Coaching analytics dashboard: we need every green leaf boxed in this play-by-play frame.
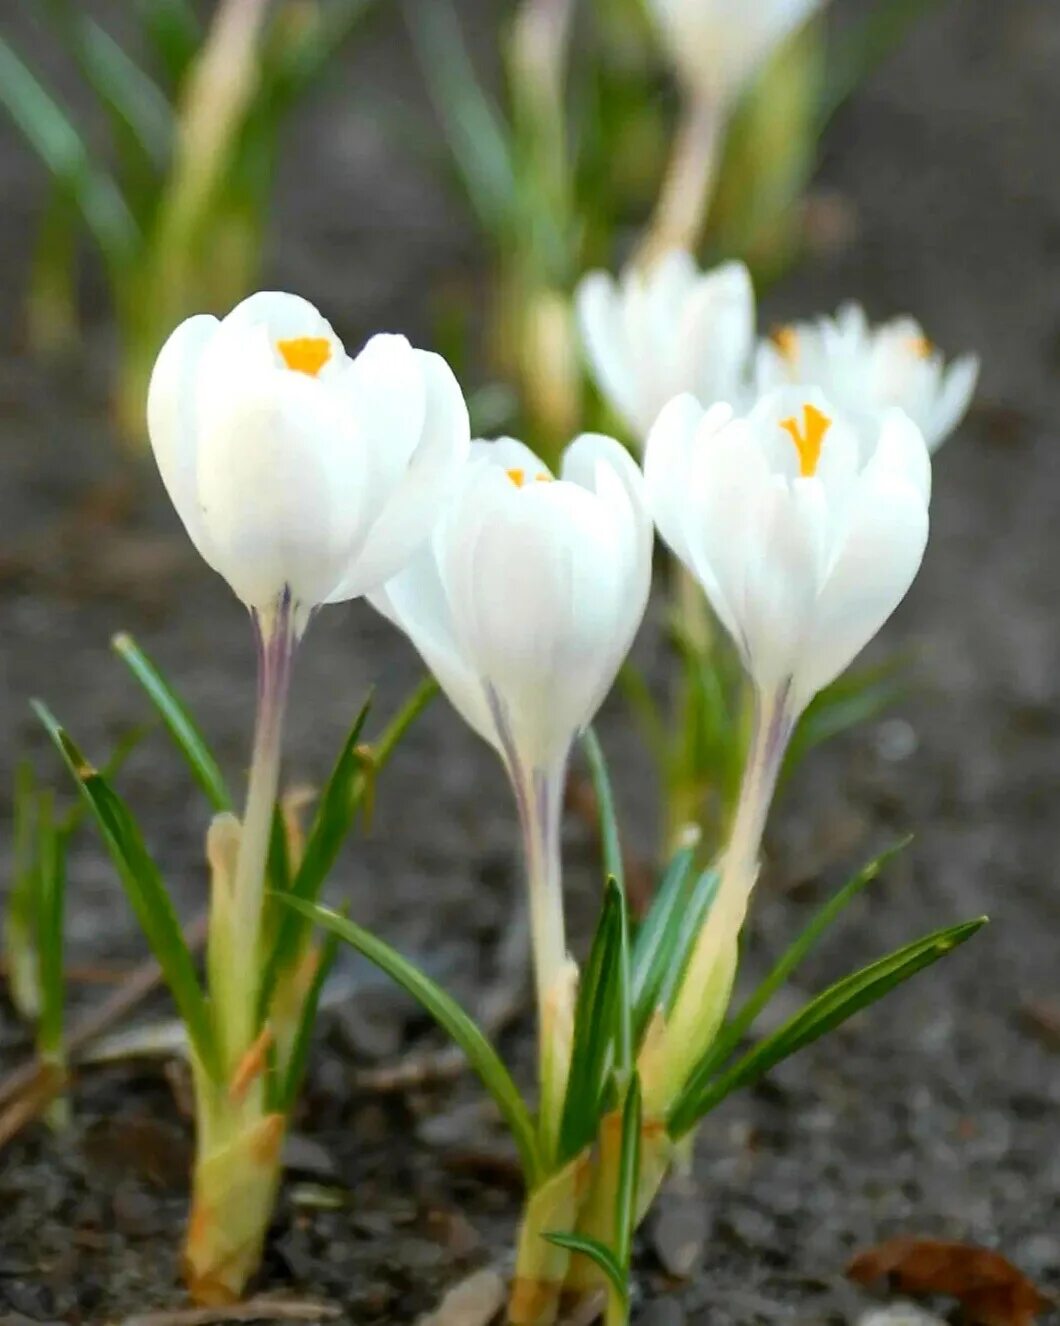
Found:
[4,761,42,1021]
[653,865,721,1020]
[0,36,139,269]
[135,0,201,89]
[403,0,516,235]
[112,633,231,812]
[696,841,910,1082]
[630,844,695,1040]
[613,1073,642,1275]
[581,728,623,892]
[279,895,541,1185]
[668,916,987,1139]
[557,878,626,1164]
[35,790,66,1059]
[263,0,377,106]
[783,658,905,782]
[541,1232,625,1299]
[273,924,341,1115]
[33,701,220,1081]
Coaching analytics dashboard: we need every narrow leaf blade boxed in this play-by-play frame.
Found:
[541,1233,625,1298]
[279,895,540,1185]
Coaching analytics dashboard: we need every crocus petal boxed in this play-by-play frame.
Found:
[926,353,979,451]
[575,272,641,433]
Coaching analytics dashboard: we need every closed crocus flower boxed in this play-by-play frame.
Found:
[646,385,930,716]
[148,291,470,633]
[576,251,754,445]
[372,434,652,1146]
[648,0,824,109]
[645,384,932,1103]
[756,302,979,453]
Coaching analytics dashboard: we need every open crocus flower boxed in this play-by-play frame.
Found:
[646,385,931,717]
[372,433,652,1147]
[648,0,824,109]
[755,302,979,453]
[645,384,931,1098]
[576,251,754,445]
[148,290,470,633]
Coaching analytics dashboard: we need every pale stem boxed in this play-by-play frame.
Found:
[224,594,298,1064]
[639,94,724,267]
[659,686,794,1098]
[510,756,570,1145]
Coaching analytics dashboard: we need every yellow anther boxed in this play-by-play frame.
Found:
[507,468,526,487]
[277,336,331,377]
[771,325,799,364]
[779,402,832,478]
[908,334,934,359]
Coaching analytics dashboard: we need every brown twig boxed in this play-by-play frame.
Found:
[354,907,530,1094]
[117,1297,341,1326]
[0,912,208,1143]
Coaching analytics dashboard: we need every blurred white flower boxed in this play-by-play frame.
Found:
[645,385,931,717]
[147,291,470,628]
[755,302,979,453]
[576,251,754,445]
[648,0,824,109]
[372,434,652,775]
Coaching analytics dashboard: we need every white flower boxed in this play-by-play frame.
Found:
[755,302,979,453]
[576,251,754,445]
[648,0,824,109]
[147,291,470,622]
[645,385,931,715]
[371,434,653,775]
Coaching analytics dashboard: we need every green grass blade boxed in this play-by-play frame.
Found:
[557,879,625,1165]
[112,633,231,812]
[613,1073,642,1275]
[264,0,377,104]
[783,659,905,784]
[0,37,139,268]
[696,841,911,1083]
[541,1233,625,1299]
[581,727,623,892]
[33,701,220,1081]
[135,0,201,88]
[668,917,986,1139]
[654,865,721,1017]
[5,761,42,1021]
[273,924,341,1115]
[280,896,541,1185]
[630,843,695,1040]
[404,0,516,234]
[35,791,66,1059]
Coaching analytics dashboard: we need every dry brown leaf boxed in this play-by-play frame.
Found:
[847,1236,1053,1326]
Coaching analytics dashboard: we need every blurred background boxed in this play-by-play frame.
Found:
[0,1,1059,1321]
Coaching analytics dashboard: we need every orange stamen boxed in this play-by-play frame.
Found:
[779,402,832,478]
[507,468,526,487]
[908,334,934,359]
[277,336,331,377]
[771,325,799,364]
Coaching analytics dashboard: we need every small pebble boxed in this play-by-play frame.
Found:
[651,1192,708,1278]
[417,1266,506,1326]
[856,1305,948,1326]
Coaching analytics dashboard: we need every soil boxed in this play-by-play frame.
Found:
[1,2,1059,1324]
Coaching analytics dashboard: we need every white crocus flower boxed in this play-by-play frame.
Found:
[644,384,931,1101]
[648,0,824,110]
[576,251,754,445]
[146,290,469,1064]
[755,302,979,453]
[372,433,652,1150]
[148,290,470,634]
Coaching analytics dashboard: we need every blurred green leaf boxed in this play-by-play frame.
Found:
[5,761,42,1022]
[135,0,201,89]
[669,916,986,1138]
[581,727,623,893]
[264,0,378,106]
[558,877,626,1165]
[630,842,695,1038]
[35,790,66,1059]
[783,657,906,783]
[821,0,946,130]
[0,36,139,270]
[282,895,541,1184]
[33,701,220,1081]
[112,633,231,812]
[404,0,516,236]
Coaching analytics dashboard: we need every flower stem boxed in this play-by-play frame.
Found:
[655,687,793,1105]
[219,594,298,1070]
[511,758,571,1158]
[639,94,724,266]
